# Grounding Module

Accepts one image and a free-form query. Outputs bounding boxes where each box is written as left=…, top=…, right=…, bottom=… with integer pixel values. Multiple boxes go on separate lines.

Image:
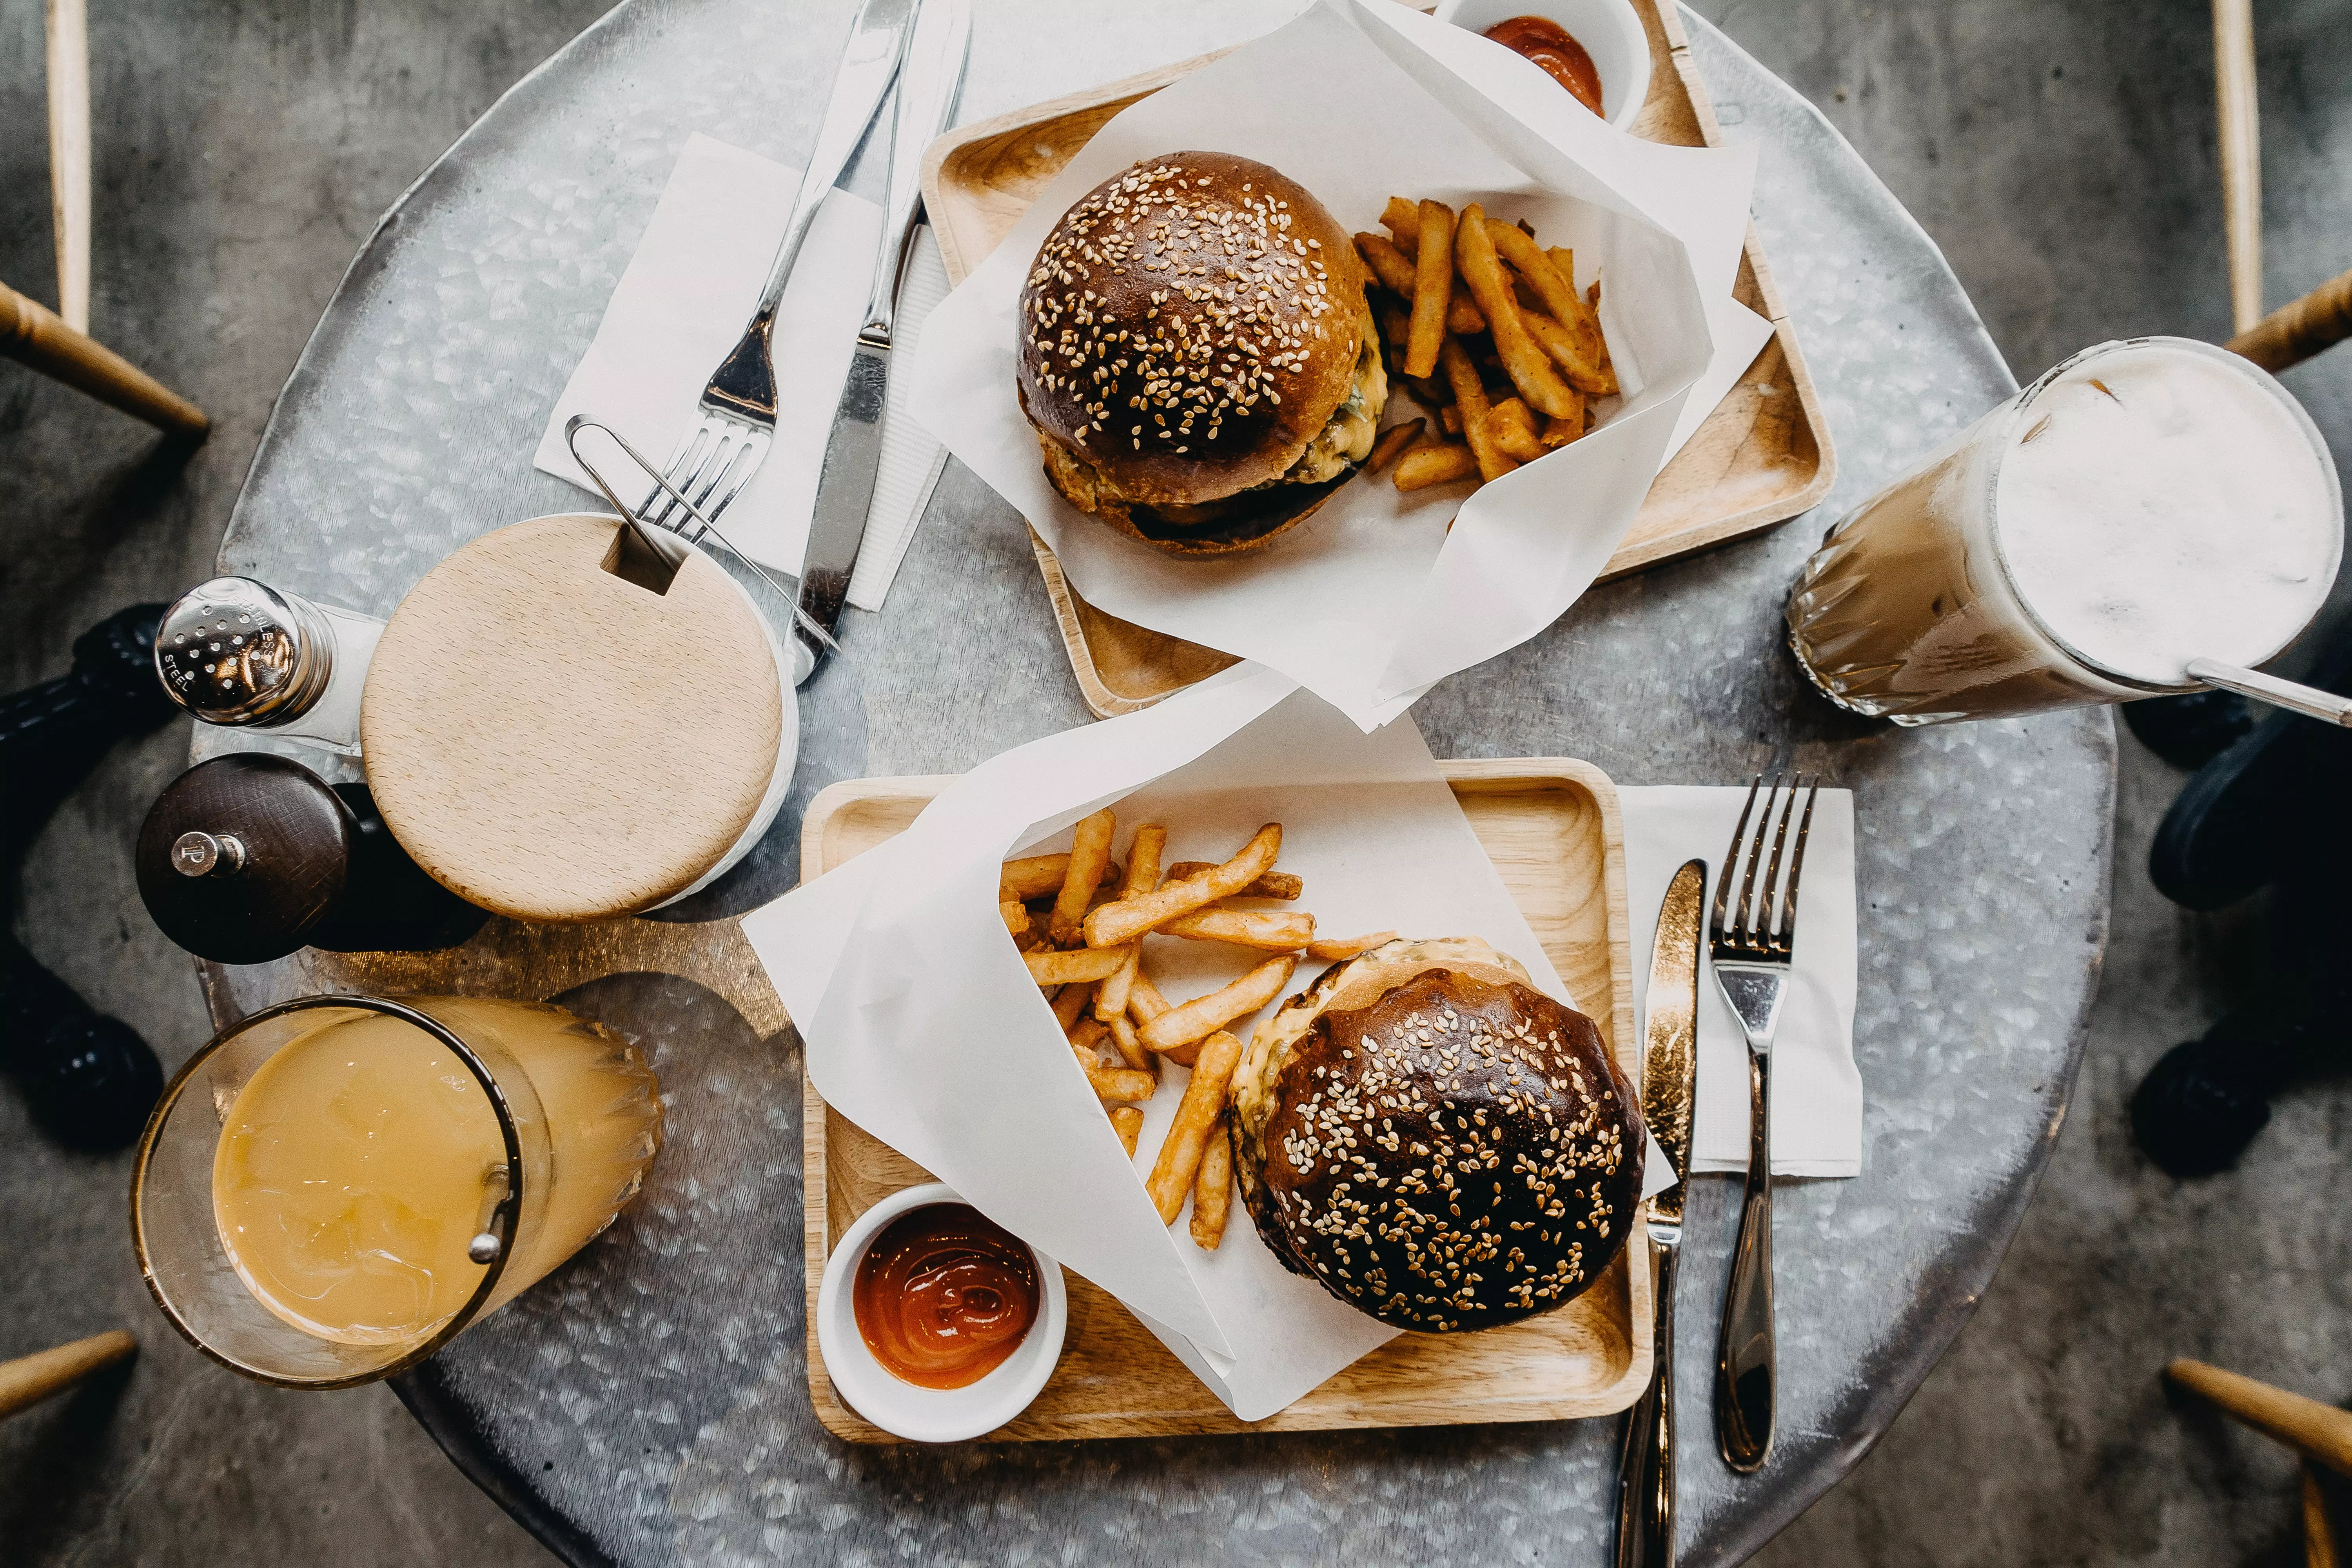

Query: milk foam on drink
left=1993, top=342, right=2340, bottom=685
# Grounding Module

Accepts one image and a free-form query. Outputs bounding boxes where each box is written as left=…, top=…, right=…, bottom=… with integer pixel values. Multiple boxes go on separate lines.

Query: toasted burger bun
left=1232, top=938, right=1646, bottom=1334
left=1018, top=152, right=1384, bottom=558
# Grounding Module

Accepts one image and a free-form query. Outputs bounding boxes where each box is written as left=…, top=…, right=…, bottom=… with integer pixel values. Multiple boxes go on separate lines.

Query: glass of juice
left=1786, top=336, right=2343, bottom=724
left=131, top=995, right=662, bottom=1388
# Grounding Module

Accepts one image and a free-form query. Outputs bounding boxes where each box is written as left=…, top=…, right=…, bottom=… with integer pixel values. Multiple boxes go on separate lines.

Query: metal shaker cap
left=153, top=576, right=336, bottom=727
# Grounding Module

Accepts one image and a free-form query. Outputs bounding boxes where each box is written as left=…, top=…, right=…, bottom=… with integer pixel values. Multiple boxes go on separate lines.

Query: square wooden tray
left=800, top=757, right=1647, bottom=1443
left=919, top=0, right=1836, bottom=716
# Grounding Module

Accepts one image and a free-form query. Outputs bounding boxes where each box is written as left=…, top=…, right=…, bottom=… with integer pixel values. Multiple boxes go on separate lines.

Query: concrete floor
left=2, top=1, right=2347, bottom=1564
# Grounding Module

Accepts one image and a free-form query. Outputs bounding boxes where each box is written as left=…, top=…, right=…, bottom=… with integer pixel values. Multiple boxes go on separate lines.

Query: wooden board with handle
left=801, top=758, right=1646, bottom=1443
left=919, top=0, right=1835, bottom=716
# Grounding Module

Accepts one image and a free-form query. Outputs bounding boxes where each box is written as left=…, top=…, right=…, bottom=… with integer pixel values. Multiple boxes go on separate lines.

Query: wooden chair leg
left=45, top=0, right=92, bottom=334
left=2167, top=1359, right=2352, bottom=1477
left=2212, top=0, right=2262, bottom=334
left=2228, top=265, right=2352, bottom=374
left=0, top=279, right=207, bottom=437
left=0, top=1330, right=136, bottom=1422
left=2310, top=1465, right=2341, bottom=1568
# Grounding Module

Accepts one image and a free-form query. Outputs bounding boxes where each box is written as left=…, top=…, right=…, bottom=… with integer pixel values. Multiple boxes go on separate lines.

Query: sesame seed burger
left=1018, top=152, right=1387, bottom=558
left=1231, top=938, right=1646, bottom=1333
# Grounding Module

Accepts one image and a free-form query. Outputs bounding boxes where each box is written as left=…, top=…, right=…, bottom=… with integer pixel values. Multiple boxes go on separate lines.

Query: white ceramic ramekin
left=813, top=1182, right=1068, bottom=1443
left=1432, top=0, right=1655, bottom=130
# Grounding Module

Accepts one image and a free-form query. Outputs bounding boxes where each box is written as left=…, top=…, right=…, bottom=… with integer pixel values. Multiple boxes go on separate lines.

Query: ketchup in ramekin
left=852, top=1203, right=1041, bottom=1390
left=1485, top=15, right=1607, bottom=117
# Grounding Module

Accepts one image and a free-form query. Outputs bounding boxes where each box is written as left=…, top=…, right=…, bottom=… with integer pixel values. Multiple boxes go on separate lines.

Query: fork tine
left=1713, top=775, right=1765, bottom=941
left=1756, top=773, right=1801, bottom=947
left=1732, top=773, right=1784, bottom=947
left=643, top=426, right=710, bottom=526
left=1774, top=778, right=1822, bottom=954
left=655, top=426, right=726, bottom=526
left=691, top=436, right=753, bottom=519
left=697, top=437, right=766, bottom=530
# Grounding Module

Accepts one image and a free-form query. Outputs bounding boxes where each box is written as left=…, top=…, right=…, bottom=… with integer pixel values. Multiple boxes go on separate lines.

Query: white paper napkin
left=905, top=0, right=1773, bottom=730
left=1618, top=786, right=1862, bottom=1178
left=746, top=668, right=1664, bottom=1420
left=532, top=133, right=952, bottom=608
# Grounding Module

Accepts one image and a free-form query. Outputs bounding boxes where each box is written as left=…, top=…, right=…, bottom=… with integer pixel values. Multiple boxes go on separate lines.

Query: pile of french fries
left=1002, top=810, right=1395, bottom=1251
left=1353, top=196, right=1619, bottom=494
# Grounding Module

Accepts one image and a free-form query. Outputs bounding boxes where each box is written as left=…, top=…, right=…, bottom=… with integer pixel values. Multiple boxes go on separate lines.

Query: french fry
left=1077, top=1055, right=1156, bottom=1105
left=1127, top=974, right=1201, bottom=1067
left=1122, top=825, right=1165, bottom=899
left=1405, top=199, right=1455, bottom=378
left=1095, top=941, right=1141, bottom=1023
left=1394, top=442, right=1479, bottom=491
left=1548, top=244, right=1576, bottom=291
left=1027, top=944, right=1135, bottom=985
left=1367, top=418, right=1424, bottom=474
left=1382, top=195, right=1421, bottom=242
left=1189, top=1120, right=1233, bottom=1250
left=1307, top=930, right=1400, bottom=962
left=1109, top=1104, right=1144, bottom=1158
left=1456, top=206, right=1579, bottom=419
left=1157, top=907, right=1315, bottom=951
left=1051, top=808, right=1116, bottom=943
left=1129, top=972, right=1169, bottom=1021
left=1000, top=853, right=1120, bottom=904
left=1130, top=986, right=1188, bottom=1063
left=1485, top=396, right=1548, bottom=464
left=1145, top=1029, right=1245, bottom=1223
left=1164, top=864, right=1303, bottom=900
left=1052, top=979, right=1096, bottom=1031
left=1439, top=336, right=1517, bottom=484
left=1000, top=900, right=1031, bottom=937
left=1521, top=309, right=1617, bottom=396
left=1355, top=231, right=1416, bottom=295
left=1358, top=230, right=1485, bottom=334
left=1490, top=221, right=1599, bottom=355
left=1138, top=956, right=1296, bottom=1054
left=1379, top=300, right=1412, bottom=349
left=1069, top=1018, right=1154, bottom=1101
left=1105, top=1012, right=1155, bottom=1076
left=1084, top=825, right=1281, bottom=949
left=1541, top=407, right=1587, bottom=449
left=1439, top=403, right=1463, bottom=436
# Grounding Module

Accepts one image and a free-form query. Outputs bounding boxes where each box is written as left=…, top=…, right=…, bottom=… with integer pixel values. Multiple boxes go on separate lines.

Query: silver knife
left=791, top=0, right=971, bottom=684
left=1615, top=858, right=1706, bottom=1568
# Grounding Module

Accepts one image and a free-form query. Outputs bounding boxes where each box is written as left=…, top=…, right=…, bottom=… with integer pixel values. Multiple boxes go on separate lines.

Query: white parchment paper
left=904, top=0, right=1771, bottom=727
left=746, top=667, right=1663, bottom=1419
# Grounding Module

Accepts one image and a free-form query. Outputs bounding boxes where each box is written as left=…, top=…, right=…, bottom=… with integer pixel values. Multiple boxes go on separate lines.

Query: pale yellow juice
left=212, top=1002, right=662, bottom=1348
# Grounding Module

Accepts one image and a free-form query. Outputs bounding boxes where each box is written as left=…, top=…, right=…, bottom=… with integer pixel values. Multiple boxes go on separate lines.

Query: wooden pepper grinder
left=136, top=753, right=488, bottom=965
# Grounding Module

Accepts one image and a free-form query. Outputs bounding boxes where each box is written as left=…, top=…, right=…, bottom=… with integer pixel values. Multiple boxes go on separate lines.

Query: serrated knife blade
left=1641, top=858, right=1705, bottom=1222
left=1615, top=856, right=1705, bottom=1568
left=791, top=0, right=970, bottom=683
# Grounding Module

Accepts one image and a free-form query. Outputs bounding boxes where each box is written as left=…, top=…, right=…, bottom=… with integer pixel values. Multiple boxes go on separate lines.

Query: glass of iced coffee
left=1787, top=337, right=2343, bottom=725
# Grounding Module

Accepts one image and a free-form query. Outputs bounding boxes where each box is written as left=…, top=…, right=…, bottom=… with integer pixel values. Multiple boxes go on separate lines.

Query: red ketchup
left=1484, top=15, right=1608, bottom=118
left=852, top=1203, right=1041, bottom=1389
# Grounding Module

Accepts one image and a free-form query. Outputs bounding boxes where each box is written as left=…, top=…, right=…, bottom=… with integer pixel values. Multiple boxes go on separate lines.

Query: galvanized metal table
left=200, top=2, right=2111, bottom=1562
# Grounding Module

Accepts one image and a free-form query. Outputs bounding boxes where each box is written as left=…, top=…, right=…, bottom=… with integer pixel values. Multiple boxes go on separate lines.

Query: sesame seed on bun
left=1018, top=152, right=1385, bottom=558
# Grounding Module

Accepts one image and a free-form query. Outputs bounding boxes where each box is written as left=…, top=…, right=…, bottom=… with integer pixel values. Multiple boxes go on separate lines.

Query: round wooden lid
left=360, top=514, right=785, bottom=921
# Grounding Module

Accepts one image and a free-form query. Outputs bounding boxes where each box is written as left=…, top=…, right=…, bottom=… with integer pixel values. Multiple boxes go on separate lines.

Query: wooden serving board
left=801, top=758, right=1648, bottom=1443
left=919, top=0, right=1836, bottom=717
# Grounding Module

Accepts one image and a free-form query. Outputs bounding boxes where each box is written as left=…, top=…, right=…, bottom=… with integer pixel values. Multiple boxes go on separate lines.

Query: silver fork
left=639, top=0, right=916, bottom=537
left=1709, top=772, right=1820, bottom=1474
